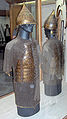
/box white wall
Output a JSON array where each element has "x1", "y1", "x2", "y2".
[
  {"x1": 0, "y1": 16, "x2": 10, "y2": 30},
  {"x1": 0, "y1": 0, "x2": 10, "y2": 30},
  {"x1": 56, "y1": 0, "x2": 66, "y2": 27},
  {"x1": 0, "y1": 0, "x2": 9, "y2": 10}
]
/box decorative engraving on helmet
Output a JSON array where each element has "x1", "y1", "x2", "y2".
[{"x1": 17, "y1": 4, "x2": 36, "y2": 25}]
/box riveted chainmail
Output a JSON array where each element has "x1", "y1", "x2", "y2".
[
  {"x1": 3, "y1": 36, "x2": 40, "y2": 108},
  {"x1": 42, "y1": 38, "x2": 64, "y2": 84}
]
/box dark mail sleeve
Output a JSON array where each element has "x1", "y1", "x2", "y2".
[{"x1": 3, "y1": 45, "x2": 13, "y2": 74}]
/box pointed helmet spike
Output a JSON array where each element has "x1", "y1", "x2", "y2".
[
  {"x1": 44, "y1": 10, "x2": 57, "y2": 30},
  {"x1": 17, "y1": 4, "x2": 36, "y2": 25}
]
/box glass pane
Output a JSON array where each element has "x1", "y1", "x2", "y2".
[{"x1": 0, "y1": 0, "x2": 10, "y2": 71}]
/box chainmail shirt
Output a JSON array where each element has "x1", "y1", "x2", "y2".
[
  {"x1": 42, "y1": 38, "x2": 64, "y2": 84},
  {"x1": 3, "y1": 36, "x2": 40, "y2": 108}
]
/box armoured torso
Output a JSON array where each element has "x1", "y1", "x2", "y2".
[
  {"x1": 15, "y1": 42, "x2": 35, "y2": 83},
  {"x1": 42, "y1": 38, "x2": 63, "y2": 83},
  {"x1": 11, "y1": 37, "x2": 39, "y2": 108}
]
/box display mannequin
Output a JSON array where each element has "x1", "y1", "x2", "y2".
[
  {"x1": 3, "y1": 5, "x2": 40, "y2": 117},
  {"x1": 42, "y1": 10, "x2": 64, "y2": 96}
]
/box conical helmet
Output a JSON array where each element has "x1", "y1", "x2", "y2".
[
  {"x1": 17, "y1": 4, "x2": 36, "y2": 25},
  {"x1": 44, "y1": 10, "x2": 57, "y2": 30}
]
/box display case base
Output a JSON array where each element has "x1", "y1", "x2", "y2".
[
  {"x1": 17, "y1": 103, "x2": 40, "y2": 117},
  {"x1": 44, "y1": 80, "x2": 62, "y2": 96}
]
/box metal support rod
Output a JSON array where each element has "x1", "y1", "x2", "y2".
[{"x1": 36, "y1": 0, "x2": 42, "y2": 80}]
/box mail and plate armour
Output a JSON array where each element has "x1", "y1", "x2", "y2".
[
  {"x1": 15, "y1": 43, "x2": 35, "y2": 83},
  {"x1": 10, "y1": 38, "x2": 40, "y2": 108},
  {"x1": 3, "y1": 4, "x2": 40, "y2": 117},
  {"x1": 42, "y1": 38, "x2": 63, "y2": 83}
]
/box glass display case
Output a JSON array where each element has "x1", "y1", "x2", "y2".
[{"x1": 0, "y1": 0, "x2": 67, "y2": 119}]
